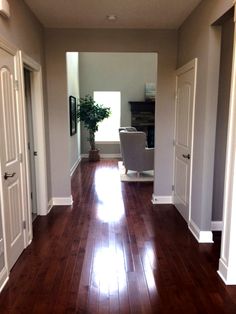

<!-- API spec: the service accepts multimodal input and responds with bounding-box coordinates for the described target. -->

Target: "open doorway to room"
[78,52,157,158]
[212,8,234,247]
[20,51,48,229]
[23,68,38,222]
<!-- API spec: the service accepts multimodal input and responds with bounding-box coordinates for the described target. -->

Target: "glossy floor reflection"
[0,160,236,313]
[94,166,125,223]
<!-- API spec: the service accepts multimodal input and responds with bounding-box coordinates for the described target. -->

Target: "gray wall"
[177,0,234,230]
[79,52,157,155]
[66,52,81,171]
[212,15,234,221]
[44,29,177,199]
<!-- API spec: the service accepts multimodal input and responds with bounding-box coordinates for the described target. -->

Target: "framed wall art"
[69,95,77,136]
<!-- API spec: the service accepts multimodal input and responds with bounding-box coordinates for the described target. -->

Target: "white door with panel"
[174,59,197,223]
[0,47,25,269]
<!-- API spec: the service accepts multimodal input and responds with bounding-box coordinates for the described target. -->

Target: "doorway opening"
[78,52,157,157]
[23,68,38,222]
[212,8,234,244]
[212,9,234,237]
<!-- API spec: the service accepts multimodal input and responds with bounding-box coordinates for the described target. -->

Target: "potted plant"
[77,95,111,161]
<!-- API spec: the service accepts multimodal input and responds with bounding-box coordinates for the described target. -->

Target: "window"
[94,91,121,142]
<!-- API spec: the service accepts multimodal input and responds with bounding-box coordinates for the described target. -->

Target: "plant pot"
[89,149,100,162]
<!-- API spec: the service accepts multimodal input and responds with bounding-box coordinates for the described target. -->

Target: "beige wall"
[45,29,177,198]
[0,0,44,63]
[66,52,81,171]
[178,0,234,230]
[79,52,157,155]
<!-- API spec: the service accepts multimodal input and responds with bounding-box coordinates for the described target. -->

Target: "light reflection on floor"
[92,164,156,295]
[92,246,127,295]
[94,167,125,223]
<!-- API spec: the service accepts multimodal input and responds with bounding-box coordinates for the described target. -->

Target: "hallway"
[0,160,235,313]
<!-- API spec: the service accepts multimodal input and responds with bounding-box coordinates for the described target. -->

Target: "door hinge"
[23,220,26,230]
[31,192,33,200]
[172,185,175,191]
[14,80,19,91]
[18,153,23,162]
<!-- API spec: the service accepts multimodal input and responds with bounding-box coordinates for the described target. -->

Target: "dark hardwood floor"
[0,159,236,313]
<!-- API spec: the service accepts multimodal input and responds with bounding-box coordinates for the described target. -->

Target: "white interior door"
[0,47,25,270]
[174,59,197,223]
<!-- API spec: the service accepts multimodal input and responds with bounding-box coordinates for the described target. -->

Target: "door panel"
[1,68,18,163]
[176,84,191,148]
[8,180,22,242]
[174,60,197,223]
[175,157,188,203]
[0,48,24,270]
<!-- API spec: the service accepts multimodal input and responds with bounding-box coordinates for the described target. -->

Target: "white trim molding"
[151,194,173,204]
[188,219,213,243]
[211,221,223,231]
[50,196,73,206]
[47,199,53,214]
[70,158,81,176]
[217,10,236,285]
[0,266,8,293]
[18,51,48,217]
[218,258,236,285]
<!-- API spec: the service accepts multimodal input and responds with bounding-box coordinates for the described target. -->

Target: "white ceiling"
[23,0,202,29]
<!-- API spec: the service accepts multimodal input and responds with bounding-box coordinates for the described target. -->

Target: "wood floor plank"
[0,159,236,313]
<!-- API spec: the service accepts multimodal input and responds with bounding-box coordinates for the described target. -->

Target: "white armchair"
[119,131,154,174]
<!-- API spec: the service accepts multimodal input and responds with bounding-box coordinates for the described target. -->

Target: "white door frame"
[17,51,48,244]
[173,58,197,224]
[218,5,236,285]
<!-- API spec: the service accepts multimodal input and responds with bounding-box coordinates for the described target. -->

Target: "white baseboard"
[151,194,173,204]
[81,153,121,159]
[0,266,8,293]
[48,199,53,213]
[49,196,73,206]
[188,219,213,243]
[211,220,223,231]
[218,258,236,285]
[70,158,81,176]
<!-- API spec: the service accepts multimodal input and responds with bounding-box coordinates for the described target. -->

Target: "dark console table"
[129,101,155,148]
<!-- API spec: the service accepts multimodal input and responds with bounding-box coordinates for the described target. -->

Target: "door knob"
[4,172,16,180]
[182,154,190,160]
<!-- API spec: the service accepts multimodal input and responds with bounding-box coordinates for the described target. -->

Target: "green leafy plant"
[77,95,111,150]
